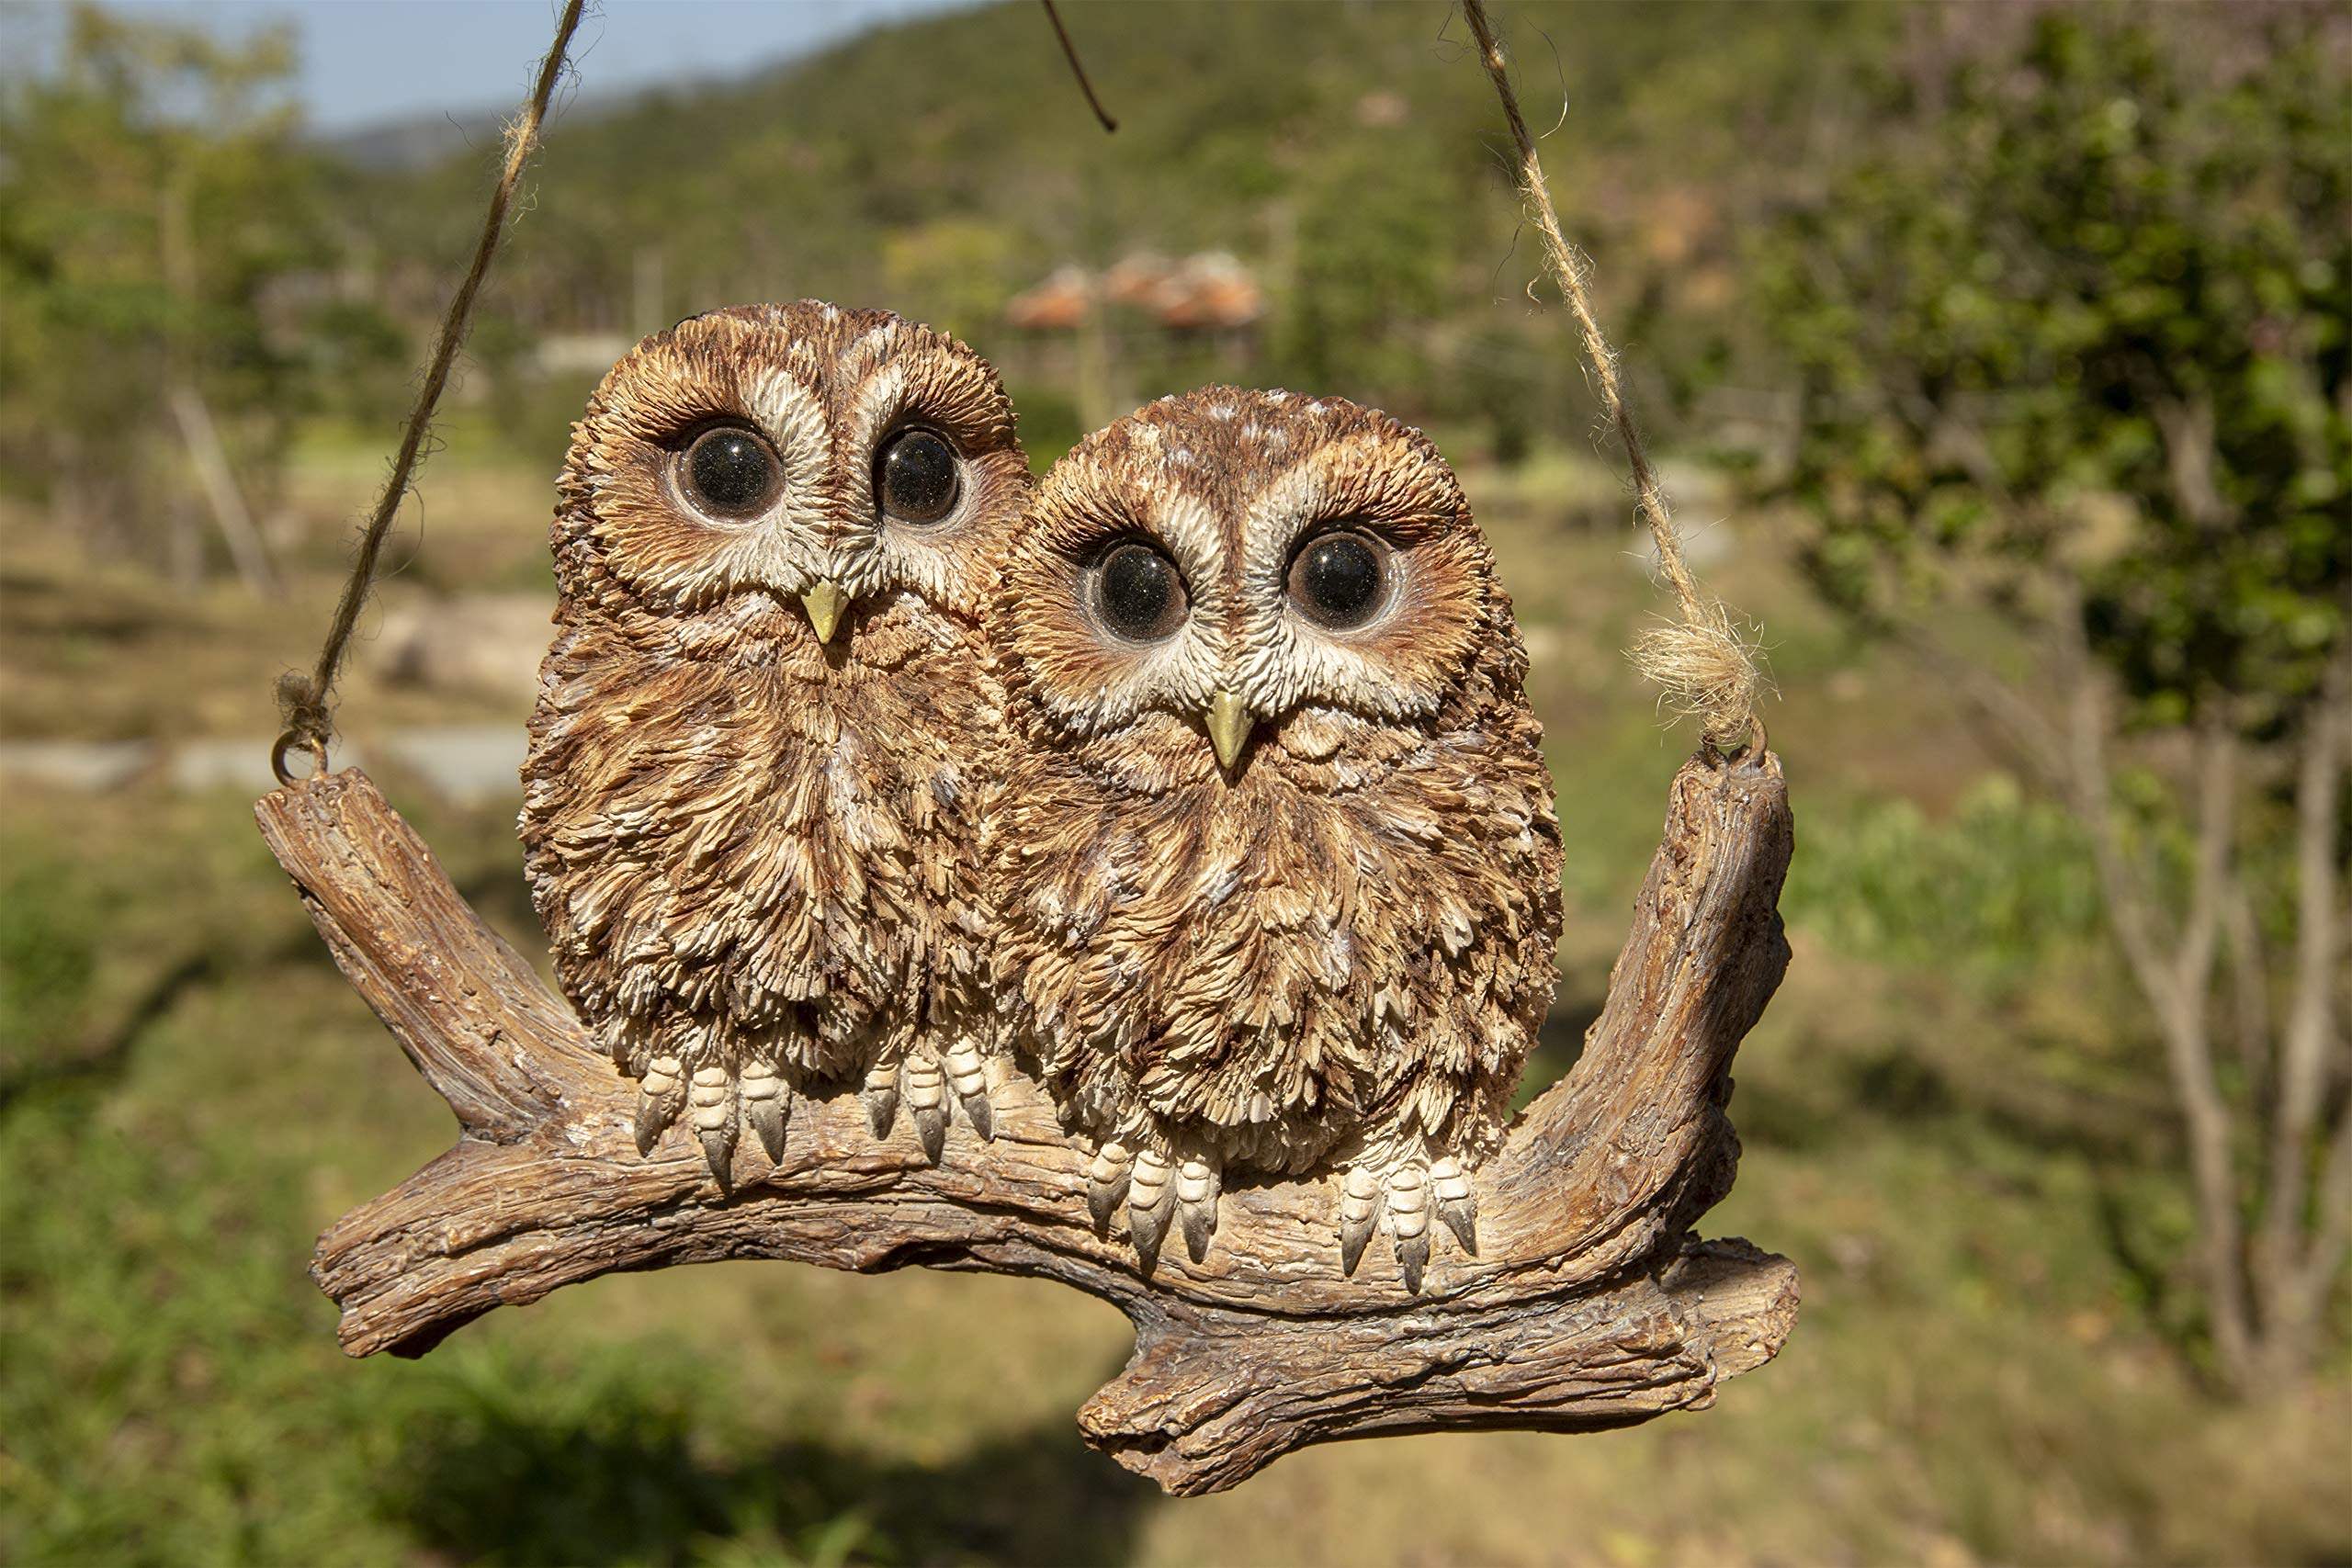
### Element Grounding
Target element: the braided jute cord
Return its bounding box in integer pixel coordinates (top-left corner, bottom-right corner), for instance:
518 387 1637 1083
272 0 589 786
1460 0 1768 757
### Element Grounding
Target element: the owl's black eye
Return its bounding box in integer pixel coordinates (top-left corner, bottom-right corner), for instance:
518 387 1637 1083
1288 530 1388 629
1092 541 1188 642
680 426 778 519
876 429 960 525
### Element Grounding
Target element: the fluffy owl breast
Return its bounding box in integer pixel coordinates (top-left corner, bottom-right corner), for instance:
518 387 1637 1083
995 714 1563 1174
520 590 994 1076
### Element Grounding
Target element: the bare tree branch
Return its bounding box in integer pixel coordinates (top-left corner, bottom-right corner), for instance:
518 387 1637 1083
2299 1098 2352 1338
2152 393 2238 530
2269 647 2351 1358
2222 881 2273 1108
1894 623 2071 790
2053 602 2254 1375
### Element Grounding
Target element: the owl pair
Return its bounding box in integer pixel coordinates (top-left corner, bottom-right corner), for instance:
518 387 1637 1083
520 302 1563 1290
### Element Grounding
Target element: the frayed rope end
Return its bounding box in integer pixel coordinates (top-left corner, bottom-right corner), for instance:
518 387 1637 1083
1628 599 1772 756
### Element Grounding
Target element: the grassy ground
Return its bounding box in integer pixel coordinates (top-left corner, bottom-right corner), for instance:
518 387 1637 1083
3 425 2346 1565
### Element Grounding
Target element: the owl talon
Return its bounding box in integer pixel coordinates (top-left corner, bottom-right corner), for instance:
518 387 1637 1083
1395 1228 1430 1294
961 1092 995 1142
903 1055 949 1163
1431 1156 1478 1255
861 1058 900 1138
1086 1142 1134 1233
689 1066 737 1188
1335 1159 1462 1290
1127 1148 1176 1266
632 1055 686 1156
1176 1157 1221 1263
910 1102 948 1163
1338 1165 1383 1277
1385 1162 1431 1293
939 1037 997 1142
742 1065 787 1163
698 1126 736 1187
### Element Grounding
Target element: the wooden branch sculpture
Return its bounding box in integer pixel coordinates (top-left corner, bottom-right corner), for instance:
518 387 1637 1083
255 747 1796 1496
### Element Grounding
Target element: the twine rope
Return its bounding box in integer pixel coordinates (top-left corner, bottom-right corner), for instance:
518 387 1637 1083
273 0 588 785
1461 0 1767 755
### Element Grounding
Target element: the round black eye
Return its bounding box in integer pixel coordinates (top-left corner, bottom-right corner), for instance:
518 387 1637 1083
876 429 960 525
1092 541 1187 642
681 427 777 518
1288 531 1387 628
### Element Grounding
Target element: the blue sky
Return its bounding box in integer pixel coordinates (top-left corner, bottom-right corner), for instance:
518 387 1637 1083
29 0 982 132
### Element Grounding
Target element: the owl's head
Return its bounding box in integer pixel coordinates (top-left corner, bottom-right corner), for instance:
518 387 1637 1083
998 387 1525 789
554 301 1027 638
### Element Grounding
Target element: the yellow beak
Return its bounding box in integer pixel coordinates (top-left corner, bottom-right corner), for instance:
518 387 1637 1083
1205 690 1254 774
800 580 849 644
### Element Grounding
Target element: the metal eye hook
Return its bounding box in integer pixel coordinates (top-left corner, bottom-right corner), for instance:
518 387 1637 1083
271 729 330 788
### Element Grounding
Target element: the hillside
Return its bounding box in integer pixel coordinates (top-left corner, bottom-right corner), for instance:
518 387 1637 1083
350 0 1894 446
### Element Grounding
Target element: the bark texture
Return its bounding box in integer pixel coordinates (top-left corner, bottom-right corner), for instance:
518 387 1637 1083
254 748 1798 1495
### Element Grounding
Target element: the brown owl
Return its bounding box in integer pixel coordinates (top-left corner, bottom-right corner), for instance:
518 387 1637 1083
989 387 1563 1289
520 301 1028 1181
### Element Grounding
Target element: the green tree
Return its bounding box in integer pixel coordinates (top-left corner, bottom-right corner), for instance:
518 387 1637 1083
1750 7 2350 1393
0 4 330 586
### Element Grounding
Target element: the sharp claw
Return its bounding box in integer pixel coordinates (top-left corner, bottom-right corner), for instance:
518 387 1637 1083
741 1065 786 1162
1087 1180 1122 1232
1385 1163 1430 1292
746 1094 786 1162
912 1102 947 1164
1176 1157 1220 1263
1130 1199 1170 1266
1180 1203 1215 1263
903 1055 947 1163
1432 1156 1477 1255
1086 1142 1133 1233
632 1055 684 1156
632 1098 669 1156
861 1059 899 1137
961 1092 996 1142
1338 1166 1381 1277
699 1126 736 1189
1396 1229 1430 1294
1128 1149 1175 1267
688 1066 736 1188
940 1039 994 1141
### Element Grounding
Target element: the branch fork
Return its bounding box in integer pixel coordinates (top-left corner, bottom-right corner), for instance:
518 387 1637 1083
255 750 1798 1495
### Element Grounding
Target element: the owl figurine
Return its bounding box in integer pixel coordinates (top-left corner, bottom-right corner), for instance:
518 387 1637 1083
989 387 1563 1289
520 302 1029 1180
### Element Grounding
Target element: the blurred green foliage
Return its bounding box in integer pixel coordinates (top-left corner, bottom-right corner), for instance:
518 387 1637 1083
1783 775 2104 988
0 7 396 558
1750 6 2350 732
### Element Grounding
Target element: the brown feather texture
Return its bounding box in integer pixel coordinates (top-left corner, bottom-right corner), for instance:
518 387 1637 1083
520 302 1030 1181
989 387 1564 1288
